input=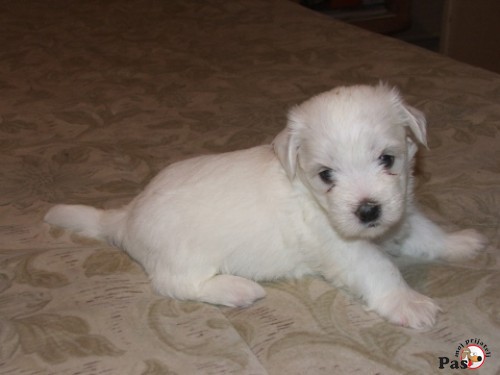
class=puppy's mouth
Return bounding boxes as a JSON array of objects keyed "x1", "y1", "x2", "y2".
[{"x1": 329, "y1": 199, "x2": 403, "y2": 240}]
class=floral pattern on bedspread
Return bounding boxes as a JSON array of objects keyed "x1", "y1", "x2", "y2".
[{"x1": 1, "y1": 0, "x2": 499, "y2": 374}]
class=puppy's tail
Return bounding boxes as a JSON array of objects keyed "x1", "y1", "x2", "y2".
[{"x1": 44, "y1": 204, "x2": 127, "y2": 246}]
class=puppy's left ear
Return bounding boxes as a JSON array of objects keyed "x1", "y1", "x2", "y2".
[
  {"x1": 388, "y1": 85, "x2": 428, "y2": 147},
  {"x1": 400, "y1": 104, "x2": 428, "y2": 148},
  {"x1": 272, "y1": 126, "x2": 299, "y2": 180}
]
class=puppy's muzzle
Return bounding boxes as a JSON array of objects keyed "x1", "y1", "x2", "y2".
[{"x1": 355, "y1": 200, "x2": 381, "y2": 225}]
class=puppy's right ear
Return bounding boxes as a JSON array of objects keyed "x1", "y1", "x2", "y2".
[{"x1": 272, "y1": 126, "x2": 299, "y2": 180}]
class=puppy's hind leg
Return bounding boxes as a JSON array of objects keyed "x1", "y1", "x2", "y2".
[
  {"x1": 198, "y1": 275, "x2": 266, "y2": 307},
  {"x1": 394, "y1": 210, "x2": 487, "y2": 261},
  {"x1": 152, "y1": 272, "x2": 266, "y2": 308}
]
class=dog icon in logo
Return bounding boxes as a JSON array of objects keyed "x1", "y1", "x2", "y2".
[{"x1": 461, "y1": 345, "x2": 485, "y2": 369}]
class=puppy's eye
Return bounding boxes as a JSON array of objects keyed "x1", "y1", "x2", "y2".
[
  {"x1": 379, "y1": 154, "x2": 395, "y2": 169},
  {"x1": 319, "y1": 169, "x2": 334, "y2": 184}
]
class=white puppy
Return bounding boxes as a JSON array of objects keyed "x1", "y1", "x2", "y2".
[{"x1": 45, "y1": 84, "x2": 486, "y2": 329}]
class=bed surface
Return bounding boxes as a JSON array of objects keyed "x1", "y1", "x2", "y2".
[{"x1": 1, "y1": 1, "x2": 499, "y2": 374}]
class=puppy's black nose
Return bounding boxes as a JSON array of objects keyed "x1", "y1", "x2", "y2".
[{"x1": 355, "y1": 200, "x2": 381, "y2": 224}]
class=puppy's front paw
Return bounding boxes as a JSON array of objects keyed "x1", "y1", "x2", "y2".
[
  {"x1": 374, "y1": 288, "x2": 441, "y2": 329},
  {"x1": 442, "y1": 229, "x2": 487, "y2": 261}
]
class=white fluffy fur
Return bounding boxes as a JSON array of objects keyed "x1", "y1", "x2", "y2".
[{"x1": 45, "y1": 84, "x2": 486, "y2": 329}]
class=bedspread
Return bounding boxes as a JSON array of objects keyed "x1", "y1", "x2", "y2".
[{"x1": 1, "y1": 1, "x2": 499, "y2": 374}]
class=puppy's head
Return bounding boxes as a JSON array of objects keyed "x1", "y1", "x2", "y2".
[{"x1": 273, "y1": 84, "x2": 427, "y2": 239}]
